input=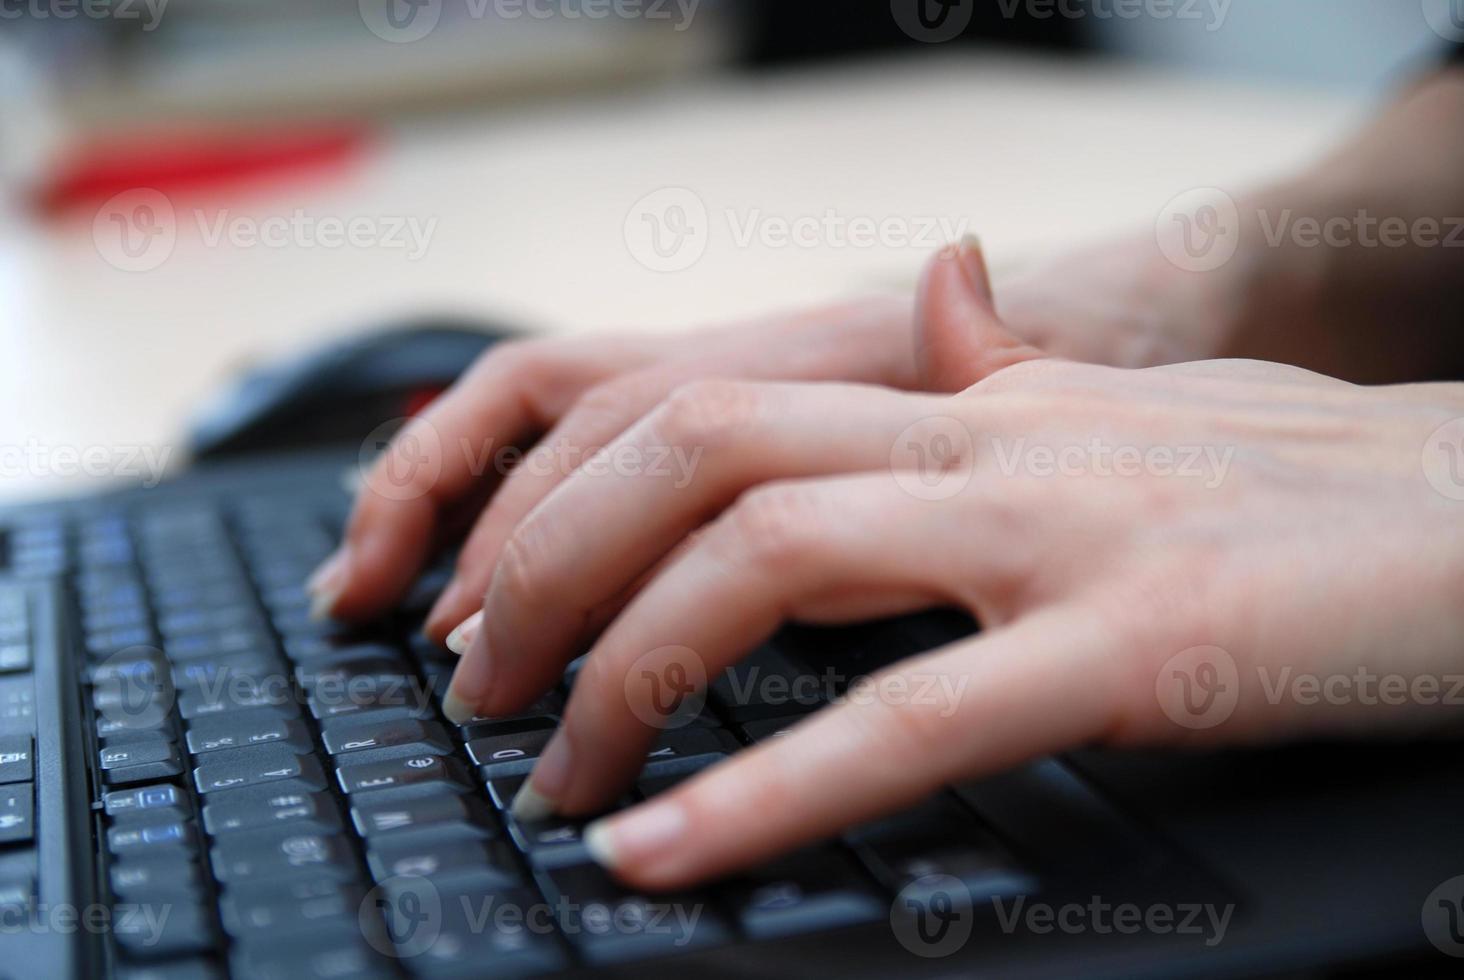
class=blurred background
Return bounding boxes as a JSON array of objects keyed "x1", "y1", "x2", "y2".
[{"x1": 0, "y1": 0, "x2": 1459, "y2": 500}]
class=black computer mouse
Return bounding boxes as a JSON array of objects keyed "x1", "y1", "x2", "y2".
[{"x1": 187, "y1": 318, "x2": 517, "y2": 460}]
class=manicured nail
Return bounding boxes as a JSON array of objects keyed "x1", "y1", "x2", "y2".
[
  {"x1": 425, "y1": 579, "x2": 467, "y2": 636},
  {"x1": 512, "y1": 728, "x2": 573, "y2": 821},
  {"x1": 441, "y1": 687, "x2": 476, "y2": 726},
  {"x1": 955, "y1": 233, "x2": 993, "y2": 299},
  {"x1": 306, "y1": 548, "x2": 349, "y2": 621},
  {"x1": 444, "y1": 611, "x2": 483, "y2": 657},
  {"x1": 510, "y1": 782, "x2": 557, "y2": 823},
  {"x1": 582, "y1": 801, "x2": 688, "y2": 872}
]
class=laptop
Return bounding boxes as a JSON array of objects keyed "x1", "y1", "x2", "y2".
[{"x1": 0, "y1": 329, "x2": 1460, "y2": 979}]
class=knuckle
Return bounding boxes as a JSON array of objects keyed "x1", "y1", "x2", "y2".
[
  {"x1": 858, "y1": 690, "x2": 949, "y2": 758},
  {"x1": 971, "y1": 356, "x2": 1070, "y2": 395},
  {"x1": 653, "y1": 379, "x2": 767, "y2": 449},
  {"x1": 719, "y1": 482, "x2": 824, "y2": 568},
  {"x1": 566, "y1": 379, "x2": 644, "y2": 436},
  {"x1": 491, "y1": 521, "x2": 555, "y2": 606}
]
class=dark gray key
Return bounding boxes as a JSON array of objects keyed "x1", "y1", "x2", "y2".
[
  {"x1": 0, "y1": 735, "x2": 33, "y2": 784},
  {"x1": 104, "y1": 784, "x2": 186, "y2": 823},
  {"x1": 211, "y1": 829, "x2": 360, "y2": 884},
  {"x1": 377, "y1": 880, "x2": 565, "y2": 978},
  {"x1": 455, "y1": 693, "x2": 563, "y2": 738},
  {"x1": 0, "y1": 784, "x2": 34, "y2": 844},
  {"x1": 465, "y1": 729, "x2": 553, "y2": 776},
  {"x1": 709, "y1": 645, "x2": 824, "y2": 722},
  {"x1": 336, "y1": 753, "x2": 469, "y2": 795},
  {"x1": 350, "y1": 792, "x2": 494, "y2": 840},
  {"x1": 109, "y1": 857, "x2": 204, "y2": 900},
  {"x1": 193, "y1": 745, "x2": 326, "y2": 794},
  {"x1": 203, "y1": 785, "x2": 340, "y2": 836},
  {"x1": 849, "y1": 797, "x2": 1036, "y2": 902},
  {"x1": 724, "y1": 848, "x2": 884, "y2": 939},
  {"x1": 220, "y1": 882, "x2": 366, "y2": 939},
  {"x1": 739, "y1": 715, "x2": 805, "y2": 743},
  {"x1": 505, "y1": 812, "x2": 596, "y2": 867},
  {"x1": 178, "y1": 682, "x2": 298, "y2": 720},
  {"x1": 186, "y1": 713, "x2": 310, "y2": 756},
  {"x1": 537, "y1": 862, "x2": 730, "y2": 963},
  {"x1": 113, "y1": 902, "x2": 215, "y2": 959},
  {"x1": 230, "y1": 925, "x2": 394, "y2": 980},
  {"x1": 367, "y1": 837, "x2": 522, "y2": 889},
  {"x1": 107, "y1": 820, "x2": 196, "y2": 856},
  {"x1": 321, "y1": 716, "x2": 450, "y2": 757},
  {"x1": 101, "y1": 739, "x2": 184, "y2": 786}
]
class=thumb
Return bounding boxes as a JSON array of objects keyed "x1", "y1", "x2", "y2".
[{"x1": 916, "y1": 235, "x2": 1046, "y2": 392}]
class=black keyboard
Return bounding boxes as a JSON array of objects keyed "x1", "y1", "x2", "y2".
[{"x1": 0, "y1": 454, "x2": 1197, "y2": 979}]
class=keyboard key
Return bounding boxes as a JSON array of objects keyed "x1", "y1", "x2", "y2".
[
  {"x1": 108, "y1": 820, "x2": 196, "y2": 856},
  {"x1": 104, "y1": 784, "x2": 186, "y2": 822},
  {"x1": 186, "y1": 713, "x2": 310, "y2": 756},
  {"x1": 220, "y1": 882, "x2": 366, "y2": 940},
  {"x1": 101, "y1": 739, "x2": 184, "y2": 786},
  {"x1": 505, "y1": 812, "x2": 598, "y2": 867},
  {"x1": 465, "y1": 729, "x2": 553, "y2": 776},
  {"x1": 0, "y1": 784, "x2": 34, "y2": 844},
  {"x1": 454, "y1": 693, "x2": 563, "y2": 738},
  {"x1": 379, "y1": 880, "x2": 567, "y2": 978},
  {"x1": 739, "y1": 716, "x2": 805, "y2": 743},
  {"x1": 322, "y1": 716, "x2": 451, "y2": 757},
  {"x1": 113, "y1": 902, "x2": 215, "y2": 960},
  {"x1": 367, "y1": 838, "x2": 522, "y2": 890},
  {"x1": 537, "y1": 862, "x2": 730, "y2": 963},
  {"x1": 194, "y1": 746, "x2": 326, "y2": 794},
  {"x1": 0, "y1": 735, "x2": 33, "y2": 784},
  {"x1": 230, "y1": 925, "x2": 393, "y2": 980},
  {"x1": 178, "y1": 682, "x2": 299, "y2": 720},
  {"x1": 351, "y1": 792, "x2": 495, "y2": 840},
  {"x1": 203, "y1": 785, "x2": 341, "y2": 836},
  {"x1": 109, "y1": 857, "x2": 204, "y2": 900},
  {"x1": 337, "y1": 754, "x2": 470, "y2": 796},
  {"x1": 724, "y1": 849, "x2": 884, "y2": 939},
  {"x1": 211, "y1": 829, "x2": 360, "y2": 884},
  {"x1": 849, "y1": 798, "x2": 1036, "y2": 903},
  {"x1": 708, "y1": 646, "x2": 823, "y2": 722}
]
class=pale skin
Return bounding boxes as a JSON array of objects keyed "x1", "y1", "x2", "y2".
[{"x1": 309, "y1": 69, "x2": 1464, "y2": 888}]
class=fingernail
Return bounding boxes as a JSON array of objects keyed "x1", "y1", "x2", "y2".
[
  {"x1": 511, "y1": 728, "x2": 573, "y2": 821},
  {"x1": 955, "y1": 233, "x2": 992, "y2": 299},
  {"x1": 510, "y1": 782, "x2": 557, "y2": 823},
  {"x1": 441, "y1": 686, "x2": 476, "y2": 726},
  {"x1": 306, "y1": 548, "x2": 349, "y2": 621},
  {"x1": 444, "y1": 610, "x2": 484, "y2": 657},
  {"x1": 582, "y1": 801, "x2": 688, "y2": 872}
]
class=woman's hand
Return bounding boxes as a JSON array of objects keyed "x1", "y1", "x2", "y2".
[
  {"x1": 437, "y1": 240, "x2": 1464, "y2": 888},
  {"x1": 308, "y1": 293, "x2": 928, "y2": 640}
]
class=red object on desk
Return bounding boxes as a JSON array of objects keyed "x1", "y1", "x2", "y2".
[{"x1": 36, "y1": 125, "x2": 370, "y2": 215}]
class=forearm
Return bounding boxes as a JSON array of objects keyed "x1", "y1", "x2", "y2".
[{"x1": 1221, "y1": 68, "x2": 1464, "y2": 383}]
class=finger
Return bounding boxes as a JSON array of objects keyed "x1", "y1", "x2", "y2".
[
  {"x1": 916, "y1": 235, "x2": 1046, "y2": 393},
  {"x1": 583, "y1": 603, "x2": 1123, "y2": 889},
  {"x1": 442, "y1": 383, "x2": 972, "y2": 723},
  {"x1": 503, "y1": 470, "x2": 1036, "y2": 822},
  {"x1": 425, "y1": 298, "x2": 923, "y2": 643},
  {"x1": 312, "y1": 338, "x2": 659, "y2": 620}
]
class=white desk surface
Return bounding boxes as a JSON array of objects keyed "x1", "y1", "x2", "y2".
[{"x1": 0, "y1": 51, "x2": 1367, "y2": 503}]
